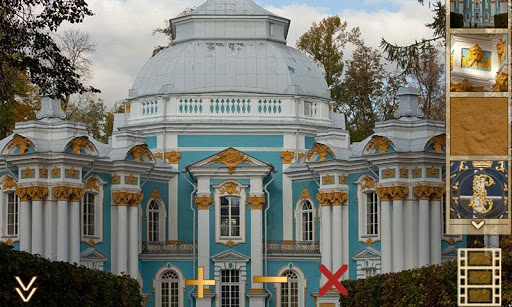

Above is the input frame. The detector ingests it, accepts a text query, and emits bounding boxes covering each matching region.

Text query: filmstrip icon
[458,248,501,306]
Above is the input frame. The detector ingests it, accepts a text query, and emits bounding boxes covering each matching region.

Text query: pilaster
[195,194,212,288]
[430,185,445,265]
[26,185,48,256]
[375,186,392,273]
[413,184,434,267]
[389,185,408,272]
[15,186,31,252]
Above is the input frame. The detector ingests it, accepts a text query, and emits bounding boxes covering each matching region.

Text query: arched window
[160,270,180,307]
[280,270,300,307]
[300,201,314,241]
[220,196,241,238]
[148,200,160,241]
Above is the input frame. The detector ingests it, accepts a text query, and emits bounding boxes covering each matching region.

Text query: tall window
[160,270,179,307]
[82,192,95,237]
[220,269,240,307]
[366,192,378,236]
[148,200,160,241]
[220,196,240,238]
[281,270,299,307]
[6,192,19,236]
[301,201,314,241]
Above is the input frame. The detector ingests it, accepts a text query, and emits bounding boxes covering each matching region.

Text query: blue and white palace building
[450,0,508,27]
[0,0,467,306]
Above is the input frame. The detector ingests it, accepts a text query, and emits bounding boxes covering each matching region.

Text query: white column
[342,204,349,279]
[282,170,293,241]
[430,198,442,265]
[196,193,211,291]
[31,200,43,255]
[320,203,332,286]
[380,199,392,273]
[331,204,343,276]
[404,200,415,270]
[69,200,81,264]
[19,199,31,252]
[168,178,178,242]
[56,199,69,262]
[117,205,128,274]
[418,199,430,267]
[43,199,52,259]
[249,198,264,290]
[392,198,404,272]
[128,205,139,278]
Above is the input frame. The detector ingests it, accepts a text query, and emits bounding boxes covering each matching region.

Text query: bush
[450,12,464,28]
[494,13,508,28]
[0,243,142,306]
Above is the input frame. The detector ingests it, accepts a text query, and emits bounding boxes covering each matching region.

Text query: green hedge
[0,243,142,306]
[494,13,508,28]
[450,12,464,28]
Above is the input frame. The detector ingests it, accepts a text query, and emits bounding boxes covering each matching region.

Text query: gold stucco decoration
[112,190,144,207]
[413,167,422,178]
[451,97,508,156]
[413,184,434,200]
[6,238,13,246]
[150,188,163,201]
[382,167,396,179]
[399,167,409,178]
[462,44,491,70]
[365,237,375,245]
[65,167,79,179]
[27,185,49,201]
[40,167,48,178]
[316,191,331,207]
[388,185,409,200]
[70,187,85,202]
[280,151,295,164]
[225,240,237,248]
[361,175,375,190]
[125,174,138,185]
[300,187,312,201]
[339,174,347,184]
[112,174,121,184]
[166,151,181,164]
[306,143,335,162]
[375,186,390,201]
[492,71,508,92]
[219,182,240,195]
[6,135,35,155]
[195,195,212,210]
[497,39,506,63]
[127,144,154,162]
[426,166,439,178]
[426,134,446,153]
[448,238,455,245]
[21,167,35,179]
[2,176,17,190]
[87,239,96,247]
[431,185,445,201]
[52,185,74,201]
[450,79,484,92]
[248,195,265,210]
[153,152,163,160]
[86,176,100,191]
[210,148,252,174]
[322,174,335,185]
[52,167,61,178]
[316,190,348,206]
[67,136,95,155]
[15,186,30,201]
[365,136,394,154]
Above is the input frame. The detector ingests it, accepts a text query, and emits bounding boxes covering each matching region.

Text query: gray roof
[186,0,277,16]
[131,40,330,99]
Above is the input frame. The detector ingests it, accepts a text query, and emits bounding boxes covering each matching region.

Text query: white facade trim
[81,175,106,245]
[145,198,167,242]
[355,175,380,242]
[0,174,18,242]
[213,180,247,245]
[294,198,316,242]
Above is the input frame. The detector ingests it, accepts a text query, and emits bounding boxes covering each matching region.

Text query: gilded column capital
[15,186,30,201]
[195,195,212,210]
[329,191,348,206]
[27,185,49,201]
[112,190,143,207]
[388,185,409,200]
[280,151,295,164]
[412,184,434,200]
[430,185,446,201]
[165,151,181,164]
[375,186,391,201]
[70,187,86,202]
[248,194,265,210]
[316,191,331,207]
[52,185,74,201]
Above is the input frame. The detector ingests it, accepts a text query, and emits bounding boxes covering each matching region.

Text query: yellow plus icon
[185,267,216,299]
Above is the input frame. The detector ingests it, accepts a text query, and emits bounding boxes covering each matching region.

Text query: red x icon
[319,264,348,296]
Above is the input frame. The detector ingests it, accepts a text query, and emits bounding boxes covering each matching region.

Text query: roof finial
[36,97,66,121]
[394,87,423,120]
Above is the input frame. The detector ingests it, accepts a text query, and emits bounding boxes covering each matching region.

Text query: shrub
[494,13,508,28]
[0,243,142,306]
[450,12,464,28]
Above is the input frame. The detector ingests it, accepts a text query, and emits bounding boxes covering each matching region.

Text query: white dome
[129,0,330,99]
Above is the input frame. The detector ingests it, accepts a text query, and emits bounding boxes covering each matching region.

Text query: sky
[61,0,435,107]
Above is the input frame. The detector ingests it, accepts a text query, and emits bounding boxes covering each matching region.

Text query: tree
[103,102,126,143]
[152,7,195,57]
[339,42,407,142]
[381,1,445,75]
[68,97,107,141]
[296,16,361,103]
[0,0,98,102]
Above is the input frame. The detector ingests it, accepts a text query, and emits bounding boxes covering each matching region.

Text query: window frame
[275,265,306,307]
[0,175,19,242]
[146,198,167,242]
[153,264,185,307]
[214,181,246,245]
[81,175,105,244]
[294,199,316,242]
[219,269,240,307]
[356,175,380,242]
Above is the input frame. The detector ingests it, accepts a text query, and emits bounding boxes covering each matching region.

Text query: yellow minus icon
[253,276,288,284]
